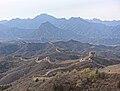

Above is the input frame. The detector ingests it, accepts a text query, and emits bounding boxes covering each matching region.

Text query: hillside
[26,22,74,42]
[27,71,120,91]
[3,52,120,91]
[99,64,120,74]
[0,40,120,91]
[0,14,120,45]
[0,40,120,60]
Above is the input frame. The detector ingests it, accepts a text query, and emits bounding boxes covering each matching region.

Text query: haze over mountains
[86,18,120,26]
[0,14,120,91]
[0,14,120,45]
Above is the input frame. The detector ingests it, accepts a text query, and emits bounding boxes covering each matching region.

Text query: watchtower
[88,51,96,58]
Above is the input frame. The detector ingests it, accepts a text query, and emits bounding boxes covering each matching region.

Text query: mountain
[0,40,120,60]
[0,20,8,24]
[87,18,120,26]
[0,40,120,91]
[0,24,34,41]
[1,14,58,29]
[26,22,76,42]
[0,14,120,45]
[1,14,120,91]
[0,24,11,39]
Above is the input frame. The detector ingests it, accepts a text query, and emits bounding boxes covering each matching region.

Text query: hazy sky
[0,0,120,20]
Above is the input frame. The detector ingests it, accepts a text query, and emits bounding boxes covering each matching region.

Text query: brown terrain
[0,40,120,91]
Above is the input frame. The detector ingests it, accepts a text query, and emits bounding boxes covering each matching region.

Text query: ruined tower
[88,51,96,58]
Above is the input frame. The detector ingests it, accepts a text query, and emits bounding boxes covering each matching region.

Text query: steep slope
[27,22,74,42]
[0,40,120,91]
[34,71,120,91]
[0,40,120,60]
[0,14,120,45]
[99,64,120,74]
[4,55,120,91]
[0,24,34,41]
[0,24,12,40]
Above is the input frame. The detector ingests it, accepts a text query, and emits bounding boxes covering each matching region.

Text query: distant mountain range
[86,18,120,26]
[0,14,120,45]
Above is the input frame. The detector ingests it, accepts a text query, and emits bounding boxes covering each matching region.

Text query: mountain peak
[34,13,56,20]
[68,17,87,23]
[69,17,84,21]
[39,22,54,28]
[92,18,102,22]
[40,13,49,16]
[39,22,59,31]
[41,21,52,25]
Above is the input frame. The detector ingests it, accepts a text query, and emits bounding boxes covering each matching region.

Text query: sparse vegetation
[70,69,78,73]
[53,84,64,91]
[97,72,106,79]
[55,72,63,78]
[89,71,96,78]
[0,85,11,91]
[0,41,120,91]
